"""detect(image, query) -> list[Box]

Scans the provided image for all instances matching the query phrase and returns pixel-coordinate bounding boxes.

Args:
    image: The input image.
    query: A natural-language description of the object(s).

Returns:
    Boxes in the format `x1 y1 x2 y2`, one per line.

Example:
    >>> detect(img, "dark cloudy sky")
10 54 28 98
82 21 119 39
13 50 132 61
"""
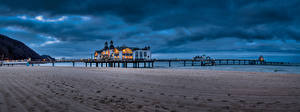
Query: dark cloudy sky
0 0 299 59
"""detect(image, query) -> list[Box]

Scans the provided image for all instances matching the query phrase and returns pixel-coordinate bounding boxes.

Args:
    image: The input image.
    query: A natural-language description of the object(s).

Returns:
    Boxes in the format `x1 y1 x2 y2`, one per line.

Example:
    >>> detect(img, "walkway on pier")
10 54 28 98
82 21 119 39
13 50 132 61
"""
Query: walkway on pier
0 60 28 67
155 59 288 67
30 60 155 68
28 59 289 68
1 59 289 68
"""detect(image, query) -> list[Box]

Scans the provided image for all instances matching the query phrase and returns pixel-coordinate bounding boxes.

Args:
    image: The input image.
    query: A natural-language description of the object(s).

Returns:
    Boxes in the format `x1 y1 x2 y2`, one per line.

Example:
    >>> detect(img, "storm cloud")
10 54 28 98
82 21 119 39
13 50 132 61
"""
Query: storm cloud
0 0 299 58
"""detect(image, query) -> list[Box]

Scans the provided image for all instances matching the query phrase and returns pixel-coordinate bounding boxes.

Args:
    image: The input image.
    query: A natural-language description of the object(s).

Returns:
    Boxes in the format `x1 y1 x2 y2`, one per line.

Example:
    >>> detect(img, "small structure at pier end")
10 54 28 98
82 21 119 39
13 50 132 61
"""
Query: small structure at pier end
94 41 151 60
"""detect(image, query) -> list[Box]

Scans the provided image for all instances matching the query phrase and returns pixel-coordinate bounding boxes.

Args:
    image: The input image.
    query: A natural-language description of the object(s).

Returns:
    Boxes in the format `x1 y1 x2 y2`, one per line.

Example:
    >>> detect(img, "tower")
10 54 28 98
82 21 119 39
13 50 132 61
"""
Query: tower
109 40 114 49
104 41 108 49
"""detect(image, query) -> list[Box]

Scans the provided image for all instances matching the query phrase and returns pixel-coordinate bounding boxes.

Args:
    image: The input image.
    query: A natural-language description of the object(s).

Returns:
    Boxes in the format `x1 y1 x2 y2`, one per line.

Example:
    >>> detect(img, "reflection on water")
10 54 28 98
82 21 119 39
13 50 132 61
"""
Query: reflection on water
176 65 300 74
35 62 300 74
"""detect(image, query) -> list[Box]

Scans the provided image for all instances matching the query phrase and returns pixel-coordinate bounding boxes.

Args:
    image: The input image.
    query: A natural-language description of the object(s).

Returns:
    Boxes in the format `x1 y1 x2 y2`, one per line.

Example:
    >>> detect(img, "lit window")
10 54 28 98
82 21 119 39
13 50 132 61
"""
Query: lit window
122 48 133 59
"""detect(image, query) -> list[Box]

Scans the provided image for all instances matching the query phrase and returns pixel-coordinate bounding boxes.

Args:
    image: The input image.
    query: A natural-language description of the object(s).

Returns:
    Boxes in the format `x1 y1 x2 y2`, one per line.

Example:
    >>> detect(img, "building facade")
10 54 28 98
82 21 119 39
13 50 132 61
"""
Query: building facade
94 41 151 60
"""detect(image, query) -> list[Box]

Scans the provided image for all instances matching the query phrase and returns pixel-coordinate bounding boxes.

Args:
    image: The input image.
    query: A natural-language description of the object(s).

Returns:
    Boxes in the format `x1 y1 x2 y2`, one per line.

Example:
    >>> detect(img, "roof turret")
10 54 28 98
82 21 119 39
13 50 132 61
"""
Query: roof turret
104 41 108 49
109 40 114 49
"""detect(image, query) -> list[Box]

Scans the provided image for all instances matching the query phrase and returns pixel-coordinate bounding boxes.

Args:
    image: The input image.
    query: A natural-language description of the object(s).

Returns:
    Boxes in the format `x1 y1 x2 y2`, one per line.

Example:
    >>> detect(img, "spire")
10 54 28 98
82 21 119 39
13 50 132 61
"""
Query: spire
109 40 114 49
104 41 108 49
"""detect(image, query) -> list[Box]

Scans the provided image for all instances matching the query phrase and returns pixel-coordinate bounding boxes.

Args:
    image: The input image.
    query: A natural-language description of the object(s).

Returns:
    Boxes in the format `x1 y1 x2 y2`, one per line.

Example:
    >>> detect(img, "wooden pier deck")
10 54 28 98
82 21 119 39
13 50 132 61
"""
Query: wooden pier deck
155 59 288 67
1 59 290 68
29 59 155 68
0 61 28 67
24 59 290 68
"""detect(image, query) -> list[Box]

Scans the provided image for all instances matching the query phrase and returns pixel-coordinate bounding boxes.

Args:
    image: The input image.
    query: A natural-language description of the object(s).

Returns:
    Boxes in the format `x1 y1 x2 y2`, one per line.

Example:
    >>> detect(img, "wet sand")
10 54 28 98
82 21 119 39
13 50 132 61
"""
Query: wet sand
0 67 300 112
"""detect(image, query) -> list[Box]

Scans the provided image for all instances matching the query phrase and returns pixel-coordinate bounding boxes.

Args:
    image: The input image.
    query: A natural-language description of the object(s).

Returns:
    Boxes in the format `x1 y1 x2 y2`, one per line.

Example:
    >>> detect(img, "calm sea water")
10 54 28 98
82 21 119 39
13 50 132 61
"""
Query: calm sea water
36 61 300 74
153 53 300 63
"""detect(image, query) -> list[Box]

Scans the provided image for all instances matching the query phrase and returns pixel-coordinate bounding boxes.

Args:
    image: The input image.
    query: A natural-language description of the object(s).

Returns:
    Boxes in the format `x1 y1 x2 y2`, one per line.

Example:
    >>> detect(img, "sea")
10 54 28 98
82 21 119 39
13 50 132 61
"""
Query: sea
33 54 300 74
36 61 300 74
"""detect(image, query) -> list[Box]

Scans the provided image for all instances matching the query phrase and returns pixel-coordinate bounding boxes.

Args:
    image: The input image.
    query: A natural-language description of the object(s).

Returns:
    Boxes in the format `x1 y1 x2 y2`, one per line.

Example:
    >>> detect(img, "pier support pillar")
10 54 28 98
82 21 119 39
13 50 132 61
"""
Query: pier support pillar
52 62 55 67
118 62 120 67
144 62 146 68
96 63 98 67
72 62 75 67
192 61 194 66
85 63 87 67
152 62 154 68
106 63 107 67
212 61 216 66
184 61 186 66
169 61 171 67
90 63 92 67
137 62 140 68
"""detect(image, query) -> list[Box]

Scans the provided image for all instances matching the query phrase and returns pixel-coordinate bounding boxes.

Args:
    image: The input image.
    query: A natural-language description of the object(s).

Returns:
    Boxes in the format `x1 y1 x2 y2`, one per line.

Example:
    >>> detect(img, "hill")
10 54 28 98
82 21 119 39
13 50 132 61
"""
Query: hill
0 34 41 60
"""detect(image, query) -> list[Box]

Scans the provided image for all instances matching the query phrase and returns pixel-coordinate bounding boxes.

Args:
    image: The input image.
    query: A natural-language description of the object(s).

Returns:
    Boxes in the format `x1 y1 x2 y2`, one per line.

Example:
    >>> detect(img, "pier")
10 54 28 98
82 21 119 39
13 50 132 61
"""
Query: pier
1 59 290 68
0 60 28 67
155 59 288 67
27 59 289 68
29 59 155 68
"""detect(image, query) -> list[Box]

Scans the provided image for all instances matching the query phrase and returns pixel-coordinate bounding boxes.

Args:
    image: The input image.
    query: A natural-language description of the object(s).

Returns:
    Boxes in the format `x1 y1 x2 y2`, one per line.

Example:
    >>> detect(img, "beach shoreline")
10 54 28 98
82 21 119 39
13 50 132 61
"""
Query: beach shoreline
0 66 299 112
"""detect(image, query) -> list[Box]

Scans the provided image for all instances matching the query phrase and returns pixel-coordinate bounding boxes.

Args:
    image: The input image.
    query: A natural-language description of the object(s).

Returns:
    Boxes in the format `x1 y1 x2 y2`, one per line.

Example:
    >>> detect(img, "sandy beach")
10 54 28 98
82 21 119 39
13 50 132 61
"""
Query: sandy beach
0 67 299 112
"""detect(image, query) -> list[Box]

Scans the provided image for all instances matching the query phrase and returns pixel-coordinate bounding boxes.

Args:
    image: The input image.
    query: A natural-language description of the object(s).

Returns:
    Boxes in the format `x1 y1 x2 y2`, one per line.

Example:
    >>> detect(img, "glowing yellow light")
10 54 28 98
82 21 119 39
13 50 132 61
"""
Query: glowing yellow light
122 48 132 54
114 48 119 54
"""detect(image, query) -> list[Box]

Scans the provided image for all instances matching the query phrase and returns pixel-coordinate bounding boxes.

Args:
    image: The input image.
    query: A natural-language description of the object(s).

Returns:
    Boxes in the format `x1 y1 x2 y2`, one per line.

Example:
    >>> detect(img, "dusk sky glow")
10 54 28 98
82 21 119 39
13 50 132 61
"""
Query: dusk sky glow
0 0 299 60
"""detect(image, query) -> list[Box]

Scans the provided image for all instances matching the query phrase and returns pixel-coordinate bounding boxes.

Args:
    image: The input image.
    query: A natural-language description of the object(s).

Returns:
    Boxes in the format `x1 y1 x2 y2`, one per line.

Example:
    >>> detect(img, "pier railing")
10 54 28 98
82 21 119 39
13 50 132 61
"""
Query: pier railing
0 58 291 68
22 58 291 68
0 60 29 66
155 59 290 67
29 59 155 68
